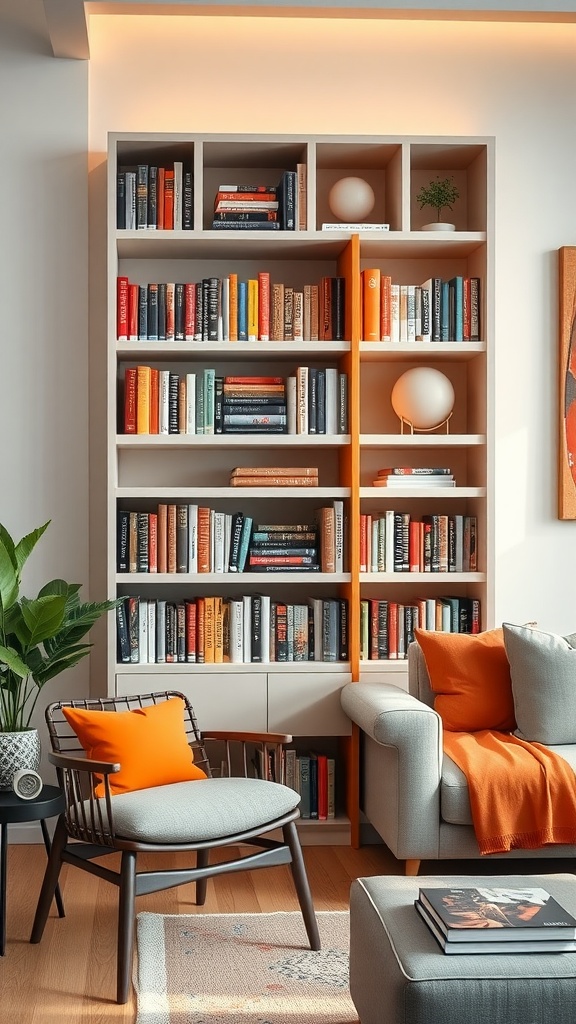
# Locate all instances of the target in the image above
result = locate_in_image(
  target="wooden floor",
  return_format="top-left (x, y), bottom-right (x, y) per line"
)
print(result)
top-left (2, 841), bottom-right (396, 1022)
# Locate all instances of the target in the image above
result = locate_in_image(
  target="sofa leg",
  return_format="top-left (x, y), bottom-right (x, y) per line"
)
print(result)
top-left (405, 859), bottom-right (420, 876)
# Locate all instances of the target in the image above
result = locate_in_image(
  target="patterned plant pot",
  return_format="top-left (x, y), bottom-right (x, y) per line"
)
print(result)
top-left (0, 729), bottom-right (41, 790)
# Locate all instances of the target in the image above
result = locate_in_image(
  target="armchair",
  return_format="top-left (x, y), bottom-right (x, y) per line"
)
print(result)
top-left (30, 691), bottom-right (320, 1003)
top-left (341, 642), bottom-right (576, 874)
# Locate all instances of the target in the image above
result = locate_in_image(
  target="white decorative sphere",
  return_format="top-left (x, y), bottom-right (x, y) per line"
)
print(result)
top-left (328, 177), bottom-right (375, 222)
top-left (391, 367), bottom-right (455, 430)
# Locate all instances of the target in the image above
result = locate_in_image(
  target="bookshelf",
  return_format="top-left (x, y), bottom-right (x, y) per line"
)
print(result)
top-left (97, 132), bottom-right (493, 846)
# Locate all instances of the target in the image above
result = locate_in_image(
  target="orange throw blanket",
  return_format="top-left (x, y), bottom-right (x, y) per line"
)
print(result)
top-left (443, 730), bottom-right (576, 855)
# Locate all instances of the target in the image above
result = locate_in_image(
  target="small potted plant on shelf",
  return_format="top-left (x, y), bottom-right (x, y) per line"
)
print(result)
top-left (416, 175), bottom-right (460, 231)
top-left (0, 520), bottom-right (119, 789)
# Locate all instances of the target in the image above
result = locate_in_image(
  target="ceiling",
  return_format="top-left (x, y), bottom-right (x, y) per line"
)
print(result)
top-left (43, 0), bottom-right (576, 60)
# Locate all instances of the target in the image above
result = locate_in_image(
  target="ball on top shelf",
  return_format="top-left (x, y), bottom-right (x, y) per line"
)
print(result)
top-left (328, 177), bottom-right (375, 222)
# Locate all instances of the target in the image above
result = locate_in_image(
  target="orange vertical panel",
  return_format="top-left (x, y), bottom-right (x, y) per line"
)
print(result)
top-left (337, 236), bottom-right (362, 847)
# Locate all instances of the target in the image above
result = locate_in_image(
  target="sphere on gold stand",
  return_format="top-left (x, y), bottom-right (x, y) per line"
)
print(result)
top-left (328, 177), bottom-right (375, 222)
top-left (391, 367), bottom-right (455, 434)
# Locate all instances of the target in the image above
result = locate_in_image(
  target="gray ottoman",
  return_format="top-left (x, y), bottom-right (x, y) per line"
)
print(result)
top-left (350, 874), bottom-right (576, 1024)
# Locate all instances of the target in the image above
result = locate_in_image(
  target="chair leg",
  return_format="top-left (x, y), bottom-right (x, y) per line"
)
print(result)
top-left (405, 859), bottom-right (420, 876)
top-left (117, 851), bottom-right (137, 1004)
top-left (30, 815), bottom-right (68, 944)
top-left (283, 820), bottom-right (321, 951)
top-left (195, 848), bottom-right (209, 906)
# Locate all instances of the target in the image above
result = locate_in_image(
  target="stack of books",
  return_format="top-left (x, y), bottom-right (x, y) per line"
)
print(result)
top-left (415, 885), bottom-right (576, 954)
top-left (248, 522), bottom-right (320, 573)
top-left (372, 467), bottom-right (455, 488)
top-left (230, 467), bottom-right (319, 487)
top-left (212, 183), bottom-right (280, 231)
top-left (222, 376), bottom-right (287, 434)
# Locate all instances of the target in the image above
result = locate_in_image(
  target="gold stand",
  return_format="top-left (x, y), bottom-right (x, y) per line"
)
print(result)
top-left (398, 412), bottom-right (453, 435)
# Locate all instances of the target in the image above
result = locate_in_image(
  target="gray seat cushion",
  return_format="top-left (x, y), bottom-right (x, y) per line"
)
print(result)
top-left (91, 777), bottom-right (300, 843)
top-left (440, 744), bottom-right (576, 828)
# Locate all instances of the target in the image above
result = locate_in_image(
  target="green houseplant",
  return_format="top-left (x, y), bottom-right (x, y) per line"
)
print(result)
top-left (0, 520), bottom-right (118, 784)
top-left (416, 175), bottom-right (460, 229)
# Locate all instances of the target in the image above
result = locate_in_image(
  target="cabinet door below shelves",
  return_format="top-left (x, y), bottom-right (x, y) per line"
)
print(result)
top-left (267, 672), bottom-right (352, 736)
top-left (115, 672), bottom-right (268, 732)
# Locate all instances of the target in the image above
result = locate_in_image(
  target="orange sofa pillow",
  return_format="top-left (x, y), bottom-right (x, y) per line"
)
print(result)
top-left (62, 697), bottom-right (207, 796)
top-left (414, 627), bottom-right (516, 733)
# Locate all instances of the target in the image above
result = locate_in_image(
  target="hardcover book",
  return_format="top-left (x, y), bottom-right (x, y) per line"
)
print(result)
top-left (418, 886), bottom-right (576, 941)
top-left (415, 900), bottom-right (576, 955)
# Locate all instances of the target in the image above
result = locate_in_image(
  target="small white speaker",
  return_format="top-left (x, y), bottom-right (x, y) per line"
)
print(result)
top-left (12, 769), bottom-right (43, 800)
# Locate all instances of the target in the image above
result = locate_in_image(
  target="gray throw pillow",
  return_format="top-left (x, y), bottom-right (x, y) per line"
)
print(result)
top-left (502, 622), bottom-right (576, 744)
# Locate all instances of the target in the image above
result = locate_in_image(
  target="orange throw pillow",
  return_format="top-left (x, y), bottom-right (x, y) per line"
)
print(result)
top-left (415, 627), bottom-right (516, 732)
top-left (62, 697), bottom-right (207, 796)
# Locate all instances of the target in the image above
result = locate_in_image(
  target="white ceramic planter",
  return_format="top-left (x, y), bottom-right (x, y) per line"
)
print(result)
top-left (0, 728), bottom-right (41, 790)
top-left (422, 222), bottom-right (456, 231)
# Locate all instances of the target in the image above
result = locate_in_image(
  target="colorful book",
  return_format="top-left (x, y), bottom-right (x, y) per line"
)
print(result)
top-left (418, 886), bottom-right (576, 942)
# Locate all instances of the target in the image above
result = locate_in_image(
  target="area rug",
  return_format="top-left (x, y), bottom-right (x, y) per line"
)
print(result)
top-left (135, 910), bottom-right (359, 1024)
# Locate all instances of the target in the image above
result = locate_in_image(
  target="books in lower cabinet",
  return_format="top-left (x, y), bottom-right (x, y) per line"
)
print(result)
top-left (283, 749), bottom-right (335, 819)
top-left (418, 885), bottom-right (576, 942)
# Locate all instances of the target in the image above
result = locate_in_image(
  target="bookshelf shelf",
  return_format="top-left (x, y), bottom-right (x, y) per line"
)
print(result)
top-left (116, 435), bottom-right (351, 449)
top-left (97, 131), bottom-right (493, 847)
top-left (361, 572), bottom-right (486, 584)
top-left (117, 487), bottom-right (351, 500)
top-left (359, 487), bottom-right (486, 499)
top-left (360, 434), bottom-right (486, 447)
top-left (116, 572), bottom-right (352, 585)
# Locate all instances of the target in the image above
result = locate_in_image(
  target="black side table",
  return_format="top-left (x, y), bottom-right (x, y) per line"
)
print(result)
top-left (0, 785), bottom-right (66, 955)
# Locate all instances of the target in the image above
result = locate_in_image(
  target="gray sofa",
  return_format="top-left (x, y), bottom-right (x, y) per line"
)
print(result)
top-left (341, 641), bottom-right (576, 874)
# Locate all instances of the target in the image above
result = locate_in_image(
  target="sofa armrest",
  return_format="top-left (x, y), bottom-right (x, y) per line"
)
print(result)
top-left (341, 682), bottom-right (441, 754)
top-left (341, 681), bottom-right (444, 860)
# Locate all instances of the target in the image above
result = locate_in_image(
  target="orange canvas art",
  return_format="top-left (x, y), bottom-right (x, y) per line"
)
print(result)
top-left (559, 247), bottom-right (576, 519)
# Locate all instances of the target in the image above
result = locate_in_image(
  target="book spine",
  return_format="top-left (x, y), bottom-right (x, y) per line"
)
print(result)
top-left (363, 268), bottom-right (381, 341)
top-left (176, 504), bottom-right (188, 572)
top-left (283, 286), bottom-right (293, 341)
top-left (117, 277), bottom-right (129, 341)
top-left (138, 285), bottom-right (148, 340)
top-left (116, 172), bottom-right (126, 230)
top-left (167, 504), bottom-right (177, 574)
top-left (136, 365), bottom-right (151, 434)
top-left (123, 368), bottom-right (137, 434)
top-left (280, 169), bottom-right (296, 230)
top-left (136, 164), bottom-right (148, 229)
top-left (257, 271), bottom-right (270, 341)
top-left (183, 170), bottom-right (193, 230)
top-left (117, 511), bottom-right (129, 571)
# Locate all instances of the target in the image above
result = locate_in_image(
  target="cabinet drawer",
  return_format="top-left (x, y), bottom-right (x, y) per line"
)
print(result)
top-left (115, 672), bottom-right (268, 732)
top-left (267, 671), bottom-right (352, 736)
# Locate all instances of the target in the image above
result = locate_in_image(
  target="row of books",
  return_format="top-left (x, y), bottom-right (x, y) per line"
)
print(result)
top-left (360, 513), bottom-right (478, 574)
top-left (286, 750), bottom-right (335, 820)
top-left (117, 161), bottom-right (192, 231)
top-left (117, 504), bottom-right (345, 575)
top-left (416, 885), bottom-right (576, 955)
top-left (116, 273), bottom-right (345, 343)
top-left (360, 596), bottom-right (481, 660)
top-left (253, 746), bottom-right (336, 820)
top-left (212, 171), bottom-right (305, 232)
top-left (361, 269), bottom-right (481, 343)
top-left (123, 368), bottom-right (349, 436)
top-left (117, 595), bottom-right (349, 664)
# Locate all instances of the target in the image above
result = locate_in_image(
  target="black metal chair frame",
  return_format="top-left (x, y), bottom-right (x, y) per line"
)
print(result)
top-left (30, 690), bottom-right (320, 1003)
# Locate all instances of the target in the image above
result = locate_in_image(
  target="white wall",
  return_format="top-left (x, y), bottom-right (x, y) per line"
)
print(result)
top-left (2, 7), bottom-right (575, 786)
top-left (0, 0), bottom-right (90, 775)
top-left (87, 13), bottom-right (576, 634)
